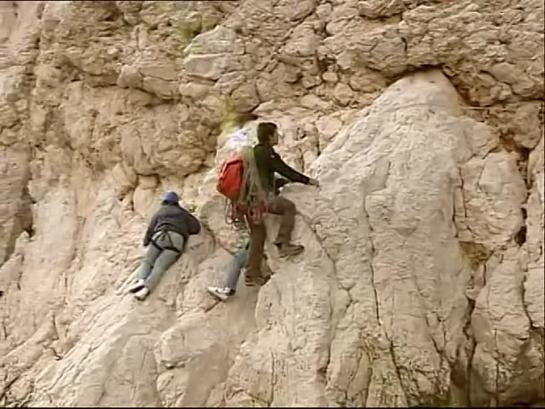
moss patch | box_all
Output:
[219,96,257,132]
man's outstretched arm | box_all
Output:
[268,149,309,184]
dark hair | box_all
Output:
[257,122,277,144]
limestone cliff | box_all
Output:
[0,0,543,407]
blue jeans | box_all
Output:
[224,241,250,292]
[136,231,184,292]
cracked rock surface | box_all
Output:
[0,0,543,407]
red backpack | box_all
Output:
[217,154,244,201]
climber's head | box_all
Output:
[161,191,179,205]
[257,122,278,146]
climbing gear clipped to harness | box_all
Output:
[245,199,267,225]
[224,201,247,230]
[224,200,267,230]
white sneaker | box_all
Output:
[128,279,146,294]
[134,286,150,301]
[207,286,234,301]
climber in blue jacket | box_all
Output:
[129,191,201,301]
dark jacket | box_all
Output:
[143,203,201,247]
[253,143,310,194]
[274,176,289,195]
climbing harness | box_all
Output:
[150,230,183,253]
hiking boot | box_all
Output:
[260,261,274,282]
[128,279,146,294]
[207,286,235,301]
[276,243,304,258]
[244,272,267,287]
[134,286,150,301]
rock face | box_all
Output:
[0,0,543,407]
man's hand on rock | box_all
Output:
[308,178,320,187]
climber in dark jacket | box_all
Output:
[207,176,288,301]
[129,191,201,301]
[245,122,319,285]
